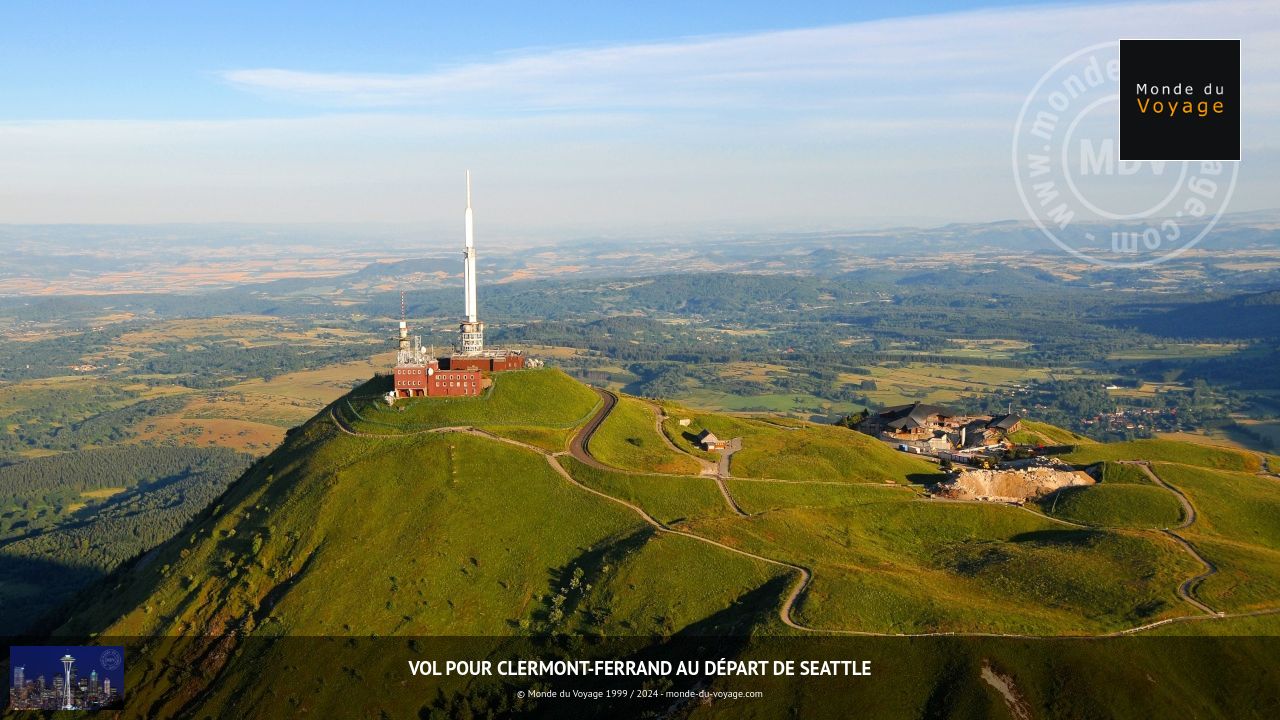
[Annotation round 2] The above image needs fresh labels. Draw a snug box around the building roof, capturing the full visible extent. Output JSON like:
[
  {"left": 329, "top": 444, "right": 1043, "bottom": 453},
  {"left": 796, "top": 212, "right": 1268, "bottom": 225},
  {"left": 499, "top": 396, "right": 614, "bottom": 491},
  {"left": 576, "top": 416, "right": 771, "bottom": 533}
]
[
  {"left": 988, "top": 414, "right": 1022, "bottom": 430},
  {"left": 451, "top": 349, "right": 524, "bottom": 359},
  {"left": 877, "top": 402, "right": 960, "bottom": 430},
  {"left": 695, "top": 430, "right": 720, "bottom": 444}
]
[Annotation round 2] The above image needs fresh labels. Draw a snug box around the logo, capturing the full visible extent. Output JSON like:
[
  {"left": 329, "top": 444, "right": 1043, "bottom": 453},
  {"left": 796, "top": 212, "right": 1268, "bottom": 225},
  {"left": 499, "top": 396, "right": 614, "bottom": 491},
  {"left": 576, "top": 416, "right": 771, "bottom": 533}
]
[
  {"left": 1119, "top": 39, "right": 1240, "bottom": 161},
  {"left": 8, "top": 645, "right": 125, "bottom": 711},
  {"left": 1012, "top": 41, "right": 1238, "bottom": 267},
  {"left": 99, "top": 648, "right": 123, "bottom": 672}
]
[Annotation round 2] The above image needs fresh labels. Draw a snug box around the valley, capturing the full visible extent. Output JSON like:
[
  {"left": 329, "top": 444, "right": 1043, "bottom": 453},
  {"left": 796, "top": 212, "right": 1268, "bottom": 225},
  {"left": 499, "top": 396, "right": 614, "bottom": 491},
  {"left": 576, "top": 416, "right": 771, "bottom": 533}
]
[{"left": 2, "top": 224, "right": 1278, "bottom": 717}]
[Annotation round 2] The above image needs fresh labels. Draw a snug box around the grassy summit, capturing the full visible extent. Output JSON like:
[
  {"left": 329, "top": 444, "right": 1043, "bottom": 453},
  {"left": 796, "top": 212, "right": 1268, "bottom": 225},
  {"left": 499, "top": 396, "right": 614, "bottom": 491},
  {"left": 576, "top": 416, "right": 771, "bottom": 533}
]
[
  {"left": 339, "top": 367, "right": 600, "bottom": 451},
  {"left": 1064, "top": 438, "right": 1262, "bottom": 472},
  {"left": 59, "top": 374, "right": 770, "bottom": 641},
  {"left": 346, "top": 367, "right": 599, "bottom": 431}
]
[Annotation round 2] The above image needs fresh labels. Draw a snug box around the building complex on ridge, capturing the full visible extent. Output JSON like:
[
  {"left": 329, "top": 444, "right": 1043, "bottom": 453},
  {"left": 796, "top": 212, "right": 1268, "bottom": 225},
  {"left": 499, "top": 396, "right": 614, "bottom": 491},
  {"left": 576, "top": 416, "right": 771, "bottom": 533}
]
[
  {"left": 390, "top": 172, "right": 534, "bottom": 400},
  {"left": 856, "top": 402, "right": 1022, "bottom": 458}
]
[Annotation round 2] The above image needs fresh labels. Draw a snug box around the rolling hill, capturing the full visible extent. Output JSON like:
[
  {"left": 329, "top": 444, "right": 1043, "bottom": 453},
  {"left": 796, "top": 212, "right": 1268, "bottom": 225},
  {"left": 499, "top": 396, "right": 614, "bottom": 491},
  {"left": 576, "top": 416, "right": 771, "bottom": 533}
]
[{"left": 39, "top": 368, "right": 1280, "bottom": 718}]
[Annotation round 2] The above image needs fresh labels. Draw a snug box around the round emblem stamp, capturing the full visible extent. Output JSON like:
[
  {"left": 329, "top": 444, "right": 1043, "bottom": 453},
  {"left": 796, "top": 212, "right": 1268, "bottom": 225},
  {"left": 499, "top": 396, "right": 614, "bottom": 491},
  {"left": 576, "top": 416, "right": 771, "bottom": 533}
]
[
  {"left": 1012, "top": 41, "right": 1237, "bottom": 267},
  {"left": 100, "top": 648, "right": 123, "bottom": 671}
]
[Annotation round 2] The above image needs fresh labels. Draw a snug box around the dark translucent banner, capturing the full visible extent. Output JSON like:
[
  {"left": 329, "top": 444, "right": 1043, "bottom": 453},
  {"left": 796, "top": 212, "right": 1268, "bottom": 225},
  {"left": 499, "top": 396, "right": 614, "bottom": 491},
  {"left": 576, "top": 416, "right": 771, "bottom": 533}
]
[{"left": 4, "top": 635, "right": 1278, "bottom": 719}]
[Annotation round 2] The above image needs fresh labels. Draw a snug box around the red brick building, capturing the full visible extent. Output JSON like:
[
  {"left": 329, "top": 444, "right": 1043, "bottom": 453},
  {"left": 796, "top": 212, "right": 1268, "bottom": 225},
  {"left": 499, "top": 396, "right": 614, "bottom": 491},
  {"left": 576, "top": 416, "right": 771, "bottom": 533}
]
[
  {"left": 441, "top": 351, "right": 525, "bottom": 372},
  {"left": 393, "top": 360, "right": 482, "bottom": 398}
]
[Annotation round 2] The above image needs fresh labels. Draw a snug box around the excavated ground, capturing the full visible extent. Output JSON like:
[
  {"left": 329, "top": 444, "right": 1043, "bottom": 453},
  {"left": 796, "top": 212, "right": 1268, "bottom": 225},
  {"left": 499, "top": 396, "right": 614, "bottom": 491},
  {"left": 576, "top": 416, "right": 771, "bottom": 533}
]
[{"left": 933, "top": 459, "right": 1095, "bottom": 504}]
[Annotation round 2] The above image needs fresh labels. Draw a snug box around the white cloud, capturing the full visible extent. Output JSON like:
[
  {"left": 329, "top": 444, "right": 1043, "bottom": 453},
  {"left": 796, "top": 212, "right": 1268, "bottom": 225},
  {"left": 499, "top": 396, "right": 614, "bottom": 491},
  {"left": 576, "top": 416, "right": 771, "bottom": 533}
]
[
  {"left": 220, "top": 0, "right": 1280, "bottom": 117},
  {"left": 2, "top": 0, "right": 1278, "bottom": 228}
]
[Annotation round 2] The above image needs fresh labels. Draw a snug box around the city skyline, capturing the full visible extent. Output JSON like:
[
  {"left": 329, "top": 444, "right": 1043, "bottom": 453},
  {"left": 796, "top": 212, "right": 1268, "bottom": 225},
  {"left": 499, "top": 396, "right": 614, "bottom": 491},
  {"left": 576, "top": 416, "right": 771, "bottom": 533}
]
[{"left": 9, "top": 646, "right": 124, "bottom": 711}]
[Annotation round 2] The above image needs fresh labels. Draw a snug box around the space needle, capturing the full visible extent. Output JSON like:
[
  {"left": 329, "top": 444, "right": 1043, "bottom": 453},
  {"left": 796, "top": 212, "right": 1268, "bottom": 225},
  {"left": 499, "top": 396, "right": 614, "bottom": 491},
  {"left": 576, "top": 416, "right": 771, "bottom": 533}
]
[{"left": 60, "top": 654, "right": 76, "bottom": 710}]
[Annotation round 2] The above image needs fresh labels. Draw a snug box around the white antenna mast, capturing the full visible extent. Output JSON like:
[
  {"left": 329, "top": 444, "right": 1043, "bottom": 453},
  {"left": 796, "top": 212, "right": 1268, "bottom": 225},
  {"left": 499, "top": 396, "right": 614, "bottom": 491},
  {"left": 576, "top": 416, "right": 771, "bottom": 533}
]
[{"left": 463, "top": 170, "right": 477, "bottom": 323}]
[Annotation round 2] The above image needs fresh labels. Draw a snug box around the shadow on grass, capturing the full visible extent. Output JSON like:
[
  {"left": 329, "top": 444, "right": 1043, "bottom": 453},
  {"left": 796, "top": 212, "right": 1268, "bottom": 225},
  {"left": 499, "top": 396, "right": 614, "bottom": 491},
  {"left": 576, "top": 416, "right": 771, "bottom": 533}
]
[
  {"left": 675, "top": 573, "right": 792, "bottom": 637},
  {"left": 907, "top": 471, "right": 949, "bottom": 487},
  {"left": 1008, "top": 528, "right": 1103, "bottom": 546}
]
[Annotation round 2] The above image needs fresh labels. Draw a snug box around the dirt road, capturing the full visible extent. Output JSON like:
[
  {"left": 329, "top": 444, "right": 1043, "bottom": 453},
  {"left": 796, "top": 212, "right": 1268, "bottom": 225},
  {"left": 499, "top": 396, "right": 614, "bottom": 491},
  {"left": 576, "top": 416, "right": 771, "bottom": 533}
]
[
  {"left": 567, "top": 388, "right": 617, "bottom": 470},
  {"left": 1119, "top": 461, "right": 1220, "bottom": 616},
  {"left": 329, "top": 396, "right": 1276, "bottom": 637},
  {"left": 715, "top": 438, "right": 749, "bottom": 516},
  {"left": 648, "top": 402, "right": 719, "bottom": 476}
]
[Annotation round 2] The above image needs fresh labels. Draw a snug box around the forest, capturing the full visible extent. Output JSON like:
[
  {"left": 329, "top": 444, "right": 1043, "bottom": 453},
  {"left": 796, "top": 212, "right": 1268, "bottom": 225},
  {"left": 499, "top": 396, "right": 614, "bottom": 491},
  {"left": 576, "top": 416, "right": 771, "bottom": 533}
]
[
  {"left": 0, "top": 446, "right": 250, "bottom": 634},
  {"left": 1, "top": 395, "right": 191, "bottom": 455}
]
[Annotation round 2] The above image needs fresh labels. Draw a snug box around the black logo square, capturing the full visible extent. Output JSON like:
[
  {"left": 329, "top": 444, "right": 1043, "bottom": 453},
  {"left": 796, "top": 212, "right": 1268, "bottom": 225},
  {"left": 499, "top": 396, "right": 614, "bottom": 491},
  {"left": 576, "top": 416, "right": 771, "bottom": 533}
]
[{"left": 1120, "top": 39, "right": 1239, "bottom": 160}]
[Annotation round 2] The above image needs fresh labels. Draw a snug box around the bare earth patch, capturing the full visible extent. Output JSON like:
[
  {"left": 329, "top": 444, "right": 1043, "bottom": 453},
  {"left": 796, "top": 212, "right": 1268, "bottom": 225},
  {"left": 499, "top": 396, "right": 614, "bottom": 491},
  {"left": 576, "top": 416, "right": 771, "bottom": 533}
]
[
  {"left": 935, "top": 459, "right": 1095, "bottom": 503},
  {"left": 980, "top": 660, "right": 1032, "bottom": 720}
]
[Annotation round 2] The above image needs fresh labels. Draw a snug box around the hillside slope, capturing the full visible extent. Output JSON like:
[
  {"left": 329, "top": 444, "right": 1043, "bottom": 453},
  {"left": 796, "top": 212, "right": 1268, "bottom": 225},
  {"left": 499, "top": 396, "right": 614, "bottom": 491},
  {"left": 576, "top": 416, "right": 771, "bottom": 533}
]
[{"left": 43, "top": 369, "right": 1280, "bottom": 718}]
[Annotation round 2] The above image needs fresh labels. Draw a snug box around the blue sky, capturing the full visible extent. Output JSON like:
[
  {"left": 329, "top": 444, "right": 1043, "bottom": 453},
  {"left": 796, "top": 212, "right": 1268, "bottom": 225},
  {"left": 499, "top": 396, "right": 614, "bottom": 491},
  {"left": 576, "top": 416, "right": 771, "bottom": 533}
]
[
  {"left": 2, "top": 0, "right": 1073, "bottom": 120},
  {"left": 1, "top": 0, "right": 1276, "bottom": 233}
]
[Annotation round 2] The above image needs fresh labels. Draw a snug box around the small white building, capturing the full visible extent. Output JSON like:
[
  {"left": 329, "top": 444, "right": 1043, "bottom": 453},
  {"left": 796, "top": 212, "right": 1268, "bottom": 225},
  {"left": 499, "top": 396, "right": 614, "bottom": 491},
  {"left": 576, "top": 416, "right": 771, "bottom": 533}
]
[{"left": 696, "top": 430, "right": 727, "bottom": 451}]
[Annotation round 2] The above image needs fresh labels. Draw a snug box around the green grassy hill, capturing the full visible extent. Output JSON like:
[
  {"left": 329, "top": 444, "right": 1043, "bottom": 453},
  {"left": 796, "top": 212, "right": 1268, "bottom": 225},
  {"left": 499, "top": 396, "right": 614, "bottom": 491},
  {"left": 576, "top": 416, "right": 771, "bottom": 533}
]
[
  {"left": 1152, "top": 463, "right": 1280, "bottom": 612},
  {"left": 1010, "top": 419, "right": 1094, "bottom": 445},
  {"left": 706, "top": 481, "right": 1195, "bottom": 634},
  {"left": 1099, "top": 461, "right": 1155, "bottom": 484},
  {"left": 57, "top": 389, "right": 780, "bottom": 638},
  {"left": 588, "top": 395, "right": 702, "bottom": 475},
  {"left": 38, "top": 370, "right": 1280, "bottom": 718},
  {"left": 661, "top": 404, "right": 940, "bottom": 483},
  {"left": 561, "top": 456, "right": 728, "bottom": 525},
  {"left": 1038, "top": 484, "right": 1186, "bottom": 528},
  {"left": 1063, "top": 438, "right": 1261, "bottom": 472}
]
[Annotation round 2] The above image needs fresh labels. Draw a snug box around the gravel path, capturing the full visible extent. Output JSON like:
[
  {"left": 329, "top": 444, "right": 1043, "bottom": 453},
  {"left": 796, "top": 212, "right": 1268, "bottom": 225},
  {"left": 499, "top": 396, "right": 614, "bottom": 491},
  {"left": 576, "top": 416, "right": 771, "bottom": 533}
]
[
  {"left": 328, "top": 398, "right": 1277, "bottom": 637},
  {"left": 1119, "top": 461, "right": 1222, "bottom": 616}
]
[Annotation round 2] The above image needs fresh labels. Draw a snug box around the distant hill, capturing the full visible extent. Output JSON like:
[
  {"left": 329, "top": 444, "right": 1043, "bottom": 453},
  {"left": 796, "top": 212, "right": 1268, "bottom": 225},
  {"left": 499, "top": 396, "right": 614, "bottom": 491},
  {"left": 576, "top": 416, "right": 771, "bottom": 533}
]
[{"left": 1125, "top": 290, "right": 1280, "bottom": 340}]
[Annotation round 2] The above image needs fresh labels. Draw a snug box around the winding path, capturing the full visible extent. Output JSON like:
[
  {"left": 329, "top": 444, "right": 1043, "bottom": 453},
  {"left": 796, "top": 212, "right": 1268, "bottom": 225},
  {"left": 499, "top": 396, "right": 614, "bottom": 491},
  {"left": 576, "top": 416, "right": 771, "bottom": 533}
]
[
  {"left": 1258, "top": 453, "right": 1280, "bottom": 481},
  {"left": 329, "top": 399, "right": 815, "bottom": 631},
  {"left": 645, "top": 399, "right": 748, "bottom": 516},
  {"left": 567, "top": 388, "right": 617, "bottom": 471},
  {"left": 1118, "top": 461, "right": 1222, "bottom": 616},
  {"left": 329, "top": 396, "right": 1277, "bottom": 638}
]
